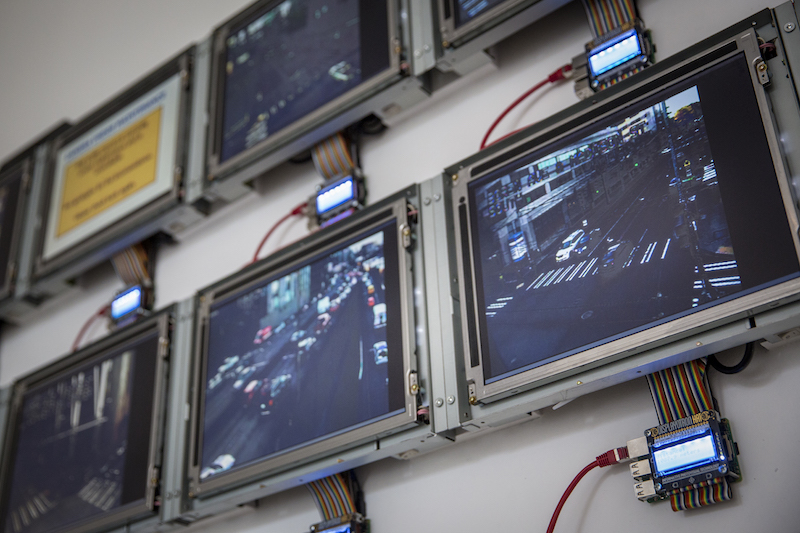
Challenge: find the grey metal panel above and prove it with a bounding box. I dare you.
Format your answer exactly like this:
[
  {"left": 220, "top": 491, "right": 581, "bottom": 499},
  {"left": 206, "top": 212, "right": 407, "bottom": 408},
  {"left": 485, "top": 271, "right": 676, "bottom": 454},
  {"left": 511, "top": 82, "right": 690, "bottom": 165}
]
[
  {"left": 436, "top": 0, "right": 572, "bottom": 76},
  {"left": 0, "top": 388, "right": 9, "bottom": 467},
  {"left": 771, "top": 3, "right": 800, "bottom": 204},
  {"left": 160, "top": 298, "right": 196, "bottom": 522},
  {"left": 408, "top": 0, "right": 438, "bottom": 77},
  {"left": 185, "top": 37, "right": 212, "bottom": 207},
  {"left": 420, "top": 175, "right": 471, "bottom": 431}
]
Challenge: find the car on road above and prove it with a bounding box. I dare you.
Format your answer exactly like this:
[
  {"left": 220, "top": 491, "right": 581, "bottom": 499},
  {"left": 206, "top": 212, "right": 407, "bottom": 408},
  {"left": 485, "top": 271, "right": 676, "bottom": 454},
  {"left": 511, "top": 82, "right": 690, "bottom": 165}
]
[
  {"left": 314, "top": 313, "right": 332, "bottom": 334},
  {"left": 298, "top": 336, "right": 317, "bottom": 350},
  {"left": 290, "top": 329, "right": 306, "bottom": 342},
  {"left": 373, "top": 341, "right": 388, "bottom": 364},
  {"left": 556, "top": 229, "right": 585, "bottom": 262},
  {"left": 373, "top": 303, "right": 386, "bottom": 328},
  {"left": 253, "top": 325, "right": 272, "bottom": 344},
  {"left": 367, "top": 296, "right": 375, "bottom": 307},
  {"left": 200, "top": 454, "right": 235, "bottom": 480},
  {"left": 574, "top": 229, "right": 601, "bottom": 256}
]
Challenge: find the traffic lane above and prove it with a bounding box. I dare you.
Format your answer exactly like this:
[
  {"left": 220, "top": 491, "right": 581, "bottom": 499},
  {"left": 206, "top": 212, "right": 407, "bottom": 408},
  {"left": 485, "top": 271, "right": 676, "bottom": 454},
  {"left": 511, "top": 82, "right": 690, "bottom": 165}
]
[{"left": 486, "top": 240, "right": 699, "bottom": 374}]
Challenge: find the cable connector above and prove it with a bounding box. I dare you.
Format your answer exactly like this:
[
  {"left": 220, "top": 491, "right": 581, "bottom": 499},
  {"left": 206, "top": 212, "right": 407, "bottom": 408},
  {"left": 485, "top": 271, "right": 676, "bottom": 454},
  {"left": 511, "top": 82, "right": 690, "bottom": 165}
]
[
  {"left": 549, "top": 64, "right": 573, "bottom": 82},
  {"left": 596, "top": 446, "right": 630, "bottom": 467}
]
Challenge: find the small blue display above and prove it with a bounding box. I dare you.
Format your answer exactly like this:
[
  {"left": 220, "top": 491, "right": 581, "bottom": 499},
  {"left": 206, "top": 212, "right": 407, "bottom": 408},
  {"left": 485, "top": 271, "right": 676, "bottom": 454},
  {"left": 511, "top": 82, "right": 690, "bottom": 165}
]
[
  {"left": 316, "top": 176, "right": 356, "bottom": 216},
  {"left": 588, "top": 29, "right": 643, "bottom": 77},
  {"left": 111, "top": 285, "right": 143, "bottom": 320},
  {"left": 653, "top": 434, "right": 719, "bottom": 477}
]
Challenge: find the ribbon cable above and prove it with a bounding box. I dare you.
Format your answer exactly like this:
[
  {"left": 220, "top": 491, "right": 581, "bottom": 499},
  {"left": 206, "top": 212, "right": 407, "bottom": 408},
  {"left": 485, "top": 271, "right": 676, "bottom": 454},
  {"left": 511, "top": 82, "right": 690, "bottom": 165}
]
[
  {"left": 311, "top": 132, "right": 356, "bottom": 181},
  {"left": 306, "top": 472, "right": 358, "bottom": 521},
  {"left": 581, "top": 0, "right": 637, "bottom": 39},
  {"left": 111, "top": 243, "right": 151, "bottom": 287},
  {"left": 646, "top": 359, "right": 733, "bottom": 512}
]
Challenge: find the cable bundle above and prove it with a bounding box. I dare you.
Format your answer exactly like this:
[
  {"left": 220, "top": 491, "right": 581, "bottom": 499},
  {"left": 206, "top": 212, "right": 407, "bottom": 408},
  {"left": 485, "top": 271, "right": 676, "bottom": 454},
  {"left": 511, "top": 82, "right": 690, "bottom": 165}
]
[
  {"left": 646, "top": 359, "right": 713, "bottom": 425},
  {"left": 670, "top": 478, "right": 732, "bottom": 511},
  {"left": 111, "top": 243, "right": 151, "bottom": 287},
  {"left": 312, "top": 132, "right": 355, "bottom": 181},
  {"left": 581, "top": 0, "right": 637, "bottom": 39},
  {"left": 306, "top": 472, "right": 358, "bottom": 521}
]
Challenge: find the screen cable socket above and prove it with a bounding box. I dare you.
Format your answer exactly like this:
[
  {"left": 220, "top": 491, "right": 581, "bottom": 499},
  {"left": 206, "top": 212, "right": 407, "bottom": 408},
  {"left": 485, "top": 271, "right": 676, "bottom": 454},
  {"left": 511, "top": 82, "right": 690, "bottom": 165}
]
[
  {"left": 310, "top": 513, "right": 368, "bottom": 533},
  {"left": 629, "top": 410, "right": 741, "bottom": 503},
  {"left": 573, "top": 19, "right": 655, "bottom": 99}
]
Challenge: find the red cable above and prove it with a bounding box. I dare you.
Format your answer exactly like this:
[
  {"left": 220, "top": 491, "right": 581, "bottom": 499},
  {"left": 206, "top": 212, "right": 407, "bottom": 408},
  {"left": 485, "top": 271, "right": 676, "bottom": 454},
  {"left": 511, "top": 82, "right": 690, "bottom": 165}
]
[
  {"left": 251, "top": 202, "right": 308, "bottom": 264},
  {"left": 72, "top": 304, "right": 110, "bottom": 352},
  {"left": 479, "top": 64, "right": 573, "bottom": 150},
  {"left": 546, "top": 447, "right": 629, "bottom": 533}
]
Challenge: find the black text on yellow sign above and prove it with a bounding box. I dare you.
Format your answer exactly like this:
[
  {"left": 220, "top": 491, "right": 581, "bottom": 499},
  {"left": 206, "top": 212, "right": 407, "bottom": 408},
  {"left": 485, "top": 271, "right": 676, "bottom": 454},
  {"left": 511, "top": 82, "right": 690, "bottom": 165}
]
[{"left": 58, "top": 108, "right": 162, "bottom": 236}]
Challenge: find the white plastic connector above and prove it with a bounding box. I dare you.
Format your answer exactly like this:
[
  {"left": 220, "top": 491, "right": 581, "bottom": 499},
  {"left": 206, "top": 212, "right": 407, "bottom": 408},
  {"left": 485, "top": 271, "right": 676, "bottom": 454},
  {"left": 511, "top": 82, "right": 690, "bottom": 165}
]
[
  {"left": 629, "top": 460, "right": 652, "bottom": 479},
  {"left": 627, "top": 436, "right": 649, "bottom": 459},
  {"left": 634, "top": 479, "right": 656, "bottom": 501}
]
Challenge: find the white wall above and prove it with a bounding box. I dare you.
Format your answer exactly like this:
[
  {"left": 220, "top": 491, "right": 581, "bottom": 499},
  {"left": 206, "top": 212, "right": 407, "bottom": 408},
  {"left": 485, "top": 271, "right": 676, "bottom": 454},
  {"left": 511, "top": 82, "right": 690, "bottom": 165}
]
[{"left": 1, "top": 0, "right": 799, "bottom": 531}]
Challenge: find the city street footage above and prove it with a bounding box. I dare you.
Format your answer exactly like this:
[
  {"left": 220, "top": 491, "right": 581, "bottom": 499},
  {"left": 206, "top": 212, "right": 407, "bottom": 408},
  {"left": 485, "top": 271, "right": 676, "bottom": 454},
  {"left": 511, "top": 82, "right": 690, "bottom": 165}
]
[
  {"left": 200, "top": 224, "right": 401, "bottom": 480},
  {"left": 470, "top": 85, "right": 744, "bottom": 383},
  {"left": 4, "top": 336, "right": 159, "bottom": 533}
]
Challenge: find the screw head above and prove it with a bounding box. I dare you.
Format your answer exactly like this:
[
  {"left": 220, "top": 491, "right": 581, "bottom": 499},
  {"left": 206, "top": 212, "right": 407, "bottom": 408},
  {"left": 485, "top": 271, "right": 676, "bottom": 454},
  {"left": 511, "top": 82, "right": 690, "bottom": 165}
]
[
  {"left": 424, "top": 197, "right": 432, "bottom": 205},
  {"left": 410, "top": 383, "right": 420, "bottom": 393},
  {"left": 758, "top": 63, "right": 767, "bottom": 71},
  {"left": 785, "top": 22, "right": 796, "bottom": 32},
  {"left": 469, "top": 395, "right": 478, "bottom": 405},
  {"left": 645, "top": 429, "right": 652, "bottom": 437},
  {"left": 433, "top": 193, "right": 441, "bottom": 201},
  {"left": 719, "top": 465, "right": 728, "bottom": 474},
  {"left": 435, "top": 398, "right": 444, "bottom": 407},
  {"left": 447, "top": 396, "right": 456, "bottom": 404},
  {"left": 451, "top": 174, "right": 458, "bottom": 182},
  {"left": 655, "top": 482, "right": 662, "bottom": 490}
]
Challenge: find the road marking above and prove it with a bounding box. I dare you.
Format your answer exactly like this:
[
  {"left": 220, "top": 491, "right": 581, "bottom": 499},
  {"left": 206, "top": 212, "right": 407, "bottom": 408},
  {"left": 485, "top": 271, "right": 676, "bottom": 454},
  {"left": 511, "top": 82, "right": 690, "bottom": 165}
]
[
  {"left": 528, "top": 272, "right": 545, "bottom": 290},
  {"left": 534, "top": 269, "right": 556, "bottom": 289},
  {"left": 710, "top": 275, "right": 741, "bottom": 287},
  {"left": 358, "top": 339, "right": 363, "bottom": 380},
  {"left": 661, "top": 238, "right": 671, "bottom": 260},
  {"left": 543, "top": 268, "right": 564, "bottom": 287},
  {"left": 554, "top": 264, "right": 574, "bottom": 284},
  {"left": 640, "top": 242, "right": 654, "bottom": 264},
  {"left": 580, "top": 258, "right": 597, "bottom": 278},
  {"left": 703, "top": 260, "right": 737, "bottom": 272},
  {"left": 644, "top": 241, "right": 657, "bottom": 263},
  {"left": 567, "top": 261, "right": 586, "bottom": 281}
]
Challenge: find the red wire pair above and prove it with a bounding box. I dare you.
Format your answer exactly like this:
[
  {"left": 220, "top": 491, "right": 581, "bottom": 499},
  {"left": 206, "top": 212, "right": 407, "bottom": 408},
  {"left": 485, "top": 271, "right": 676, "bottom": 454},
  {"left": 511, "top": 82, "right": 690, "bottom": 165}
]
[
  {"left": 546, "top": 447, "right": 630, "bottom": 533},
  {"left": 251, "top": 201, "right": 308, "bottom": 264},
  {"left": 72, "top": 304, "right": 111, "bottom": 352},
  {"left": 480, "top": 64, "right": 573, "bottom": 150}
]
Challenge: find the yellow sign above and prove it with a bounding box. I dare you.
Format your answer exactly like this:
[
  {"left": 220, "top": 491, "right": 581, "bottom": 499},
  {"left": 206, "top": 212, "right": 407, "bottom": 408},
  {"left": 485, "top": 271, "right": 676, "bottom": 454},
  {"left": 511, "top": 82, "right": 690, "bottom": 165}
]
[{"left": 57, "top": 108, "right": 162, "bottom": 236}]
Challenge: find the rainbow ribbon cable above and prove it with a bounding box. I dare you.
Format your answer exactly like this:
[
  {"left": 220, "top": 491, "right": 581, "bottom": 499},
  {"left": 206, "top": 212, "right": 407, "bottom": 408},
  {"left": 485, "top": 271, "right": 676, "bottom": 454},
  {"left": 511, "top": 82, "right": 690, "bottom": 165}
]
[
  {"left": 312, "top": 132, "right": 355, "bottom": 181},
  {"left": 581, "top": 0, "right": 637, "bottom": 39},
  {"left": 306, "top": 472, "right": 358, "bottom": 521}
]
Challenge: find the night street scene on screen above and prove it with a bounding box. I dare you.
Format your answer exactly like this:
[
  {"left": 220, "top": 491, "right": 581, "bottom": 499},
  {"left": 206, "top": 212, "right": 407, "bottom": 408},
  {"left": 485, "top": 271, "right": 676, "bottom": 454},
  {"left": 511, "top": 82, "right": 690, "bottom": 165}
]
[
  {"left": 3, "top": 335, "right": 158, "bottom": 533},
  {"left": 201, "top": 223, "right": 403, "bottom": 480},
  {"left": 471, "top": 85, "right": 747, "bottom": 383},
  {"left": 221, "top": 0, "right": 370, "bottom": 162}
]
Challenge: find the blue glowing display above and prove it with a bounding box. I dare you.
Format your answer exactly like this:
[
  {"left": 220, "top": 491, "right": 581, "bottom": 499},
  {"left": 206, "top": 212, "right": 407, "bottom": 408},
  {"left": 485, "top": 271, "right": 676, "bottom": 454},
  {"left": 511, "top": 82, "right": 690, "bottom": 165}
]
[
  {"left": 653, "top": 434, "right": 719, "bottom": 476},
  {"left": 111, "top": 286, "right": 143, "bottom": 320},
  {"left": 316, "top": 176, "right": 356, "bottom": 215},
  {"left": 588, "top": 29, "right": 643, "bottom": 77}
]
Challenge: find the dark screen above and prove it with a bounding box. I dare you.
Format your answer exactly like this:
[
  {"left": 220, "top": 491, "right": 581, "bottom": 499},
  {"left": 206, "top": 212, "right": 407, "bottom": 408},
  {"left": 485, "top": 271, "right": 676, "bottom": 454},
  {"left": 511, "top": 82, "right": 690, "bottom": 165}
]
[
  {"left": 454, "top": 0, "right": 510, "bottom": 28},
  {"left": 2, "top": 332, "right": 160, "bottom": 533},
  {"left": 0, "top": 168, "right": 23, "bottom": 290},
  {"left": 219, "top": 0, "right": 390, "bottom": 163},
  {"left": 200, "top": 220, "right": 405, "bottom": 481},
  {"left": 468, "top": 54, "right": 800, "bottom": 384}
]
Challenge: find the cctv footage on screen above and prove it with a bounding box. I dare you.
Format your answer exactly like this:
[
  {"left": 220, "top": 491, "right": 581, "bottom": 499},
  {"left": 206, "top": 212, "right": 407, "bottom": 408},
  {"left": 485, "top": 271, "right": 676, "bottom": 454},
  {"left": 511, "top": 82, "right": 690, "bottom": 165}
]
[
  {"left": 3, "top": 335, "right": 159, "bottom": 533},
  {"left": 200, "top": 222, "right": 405, "bottom": 480},
  {"left": 220, "top": 0, "right": 386, "bottom": 162},
  {"left": 469, "top": 55, "right": 800, "bottom": 383}
]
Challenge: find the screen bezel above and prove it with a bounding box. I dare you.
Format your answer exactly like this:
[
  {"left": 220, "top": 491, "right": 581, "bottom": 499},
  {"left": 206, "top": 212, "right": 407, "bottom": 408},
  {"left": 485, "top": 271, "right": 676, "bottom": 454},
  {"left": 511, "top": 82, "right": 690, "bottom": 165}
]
[
  {"left": 452, "top": 30, "right": 800, "bottom": 403},
  {"left": 437, "top": 0, "right": 540, "bottom": 49},
  {"left": 0, "top": 311, "right": 171, "bottom": 533},
  {"left": 188, "top": 196, "right": 418, "bottom": 497},
  {"left": 0, "top": 159, "right": 31, "bottom": 303},
  {"left": 206, "top": 0, "right": 401, "bottom": 183},
  {"left": 33, "top": 49, "right": 191, "bottom": 281}
]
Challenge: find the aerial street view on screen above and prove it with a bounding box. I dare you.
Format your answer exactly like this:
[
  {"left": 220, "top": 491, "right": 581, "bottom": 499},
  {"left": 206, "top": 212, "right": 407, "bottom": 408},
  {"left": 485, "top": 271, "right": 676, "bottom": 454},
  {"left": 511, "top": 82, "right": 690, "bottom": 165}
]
[
  {"left": 201, "top": 227, "right": 398, "bottom": 480},
  {"left": 455, "top": 0, "right": 508, "bottom": 27},
  {"left": 221, "top": 0, "right": 364, "bottom": 162},
  {"left": 472, "top": 86, "right": 743, "bottom": 382},
  {"left": 3, "top": 336, "right": 158, "bottom": 533}
]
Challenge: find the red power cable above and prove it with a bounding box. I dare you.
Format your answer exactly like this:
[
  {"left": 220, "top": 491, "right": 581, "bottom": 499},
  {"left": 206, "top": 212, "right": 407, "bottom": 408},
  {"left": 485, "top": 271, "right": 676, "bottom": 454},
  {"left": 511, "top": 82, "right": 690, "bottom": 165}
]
[
  {"left": 72, "top": 304, "right": 111, "bottom": 352},
  {"left": 546, "top": 447, "right": 629, "bottom": 533},
  {"left": 251, "top": 202, "right": 308, "bottom": 264},
  {"left": 480, "top": 64, "right": 573, "bottom": 150}
]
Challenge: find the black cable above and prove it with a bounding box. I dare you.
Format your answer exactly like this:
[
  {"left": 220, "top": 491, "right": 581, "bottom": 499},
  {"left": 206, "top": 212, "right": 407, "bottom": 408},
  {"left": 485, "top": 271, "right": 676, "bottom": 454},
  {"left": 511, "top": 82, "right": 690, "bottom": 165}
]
[{"left": 708, "top": 342, "right": 754, "bottom": 375}]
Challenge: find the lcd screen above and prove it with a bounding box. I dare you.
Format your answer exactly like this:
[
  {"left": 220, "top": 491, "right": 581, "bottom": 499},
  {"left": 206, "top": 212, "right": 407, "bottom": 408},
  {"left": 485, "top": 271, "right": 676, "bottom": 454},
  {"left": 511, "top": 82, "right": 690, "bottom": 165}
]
[
  {"left": 588, "top": 29, "right": 642, "bottom": 77},
  {"left": 42, "top": 73, "right": 182, "bottom": 262},
  {"left": 218, "top": 0, "right": 391, "bottom": 163},
  {"left": 468, "top": 53, "right": 800, "bottom": 385},
  {"left": 0, "top": 168, "right": 23, "bottom": 291},
  {"left": 453, "top": 0, "right": 509, "bottom": 29},
  {"left": 199, "top": 220, "right": 405, "bottom": 481},
  {"left": 653, "top": 434, "right": 718, "bottom": 476},
  {"left": 2, "top": 332, "right": 159, "bottom": 533}
]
